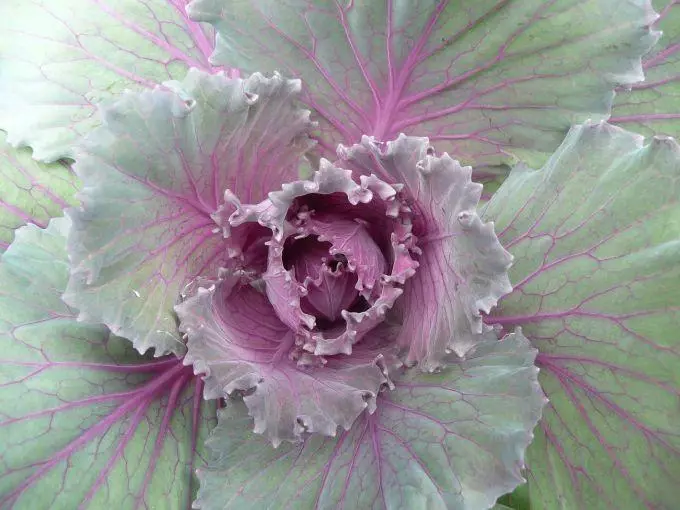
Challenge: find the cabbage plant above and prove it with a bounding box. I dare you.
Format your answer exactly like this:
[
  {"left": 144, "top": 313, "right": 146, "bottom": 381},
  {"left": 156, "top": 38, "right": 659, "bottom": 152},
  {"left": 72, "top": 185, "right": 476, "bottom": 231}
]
[{"left": 0, "top": 2, "right": 678, "bottom": 510}]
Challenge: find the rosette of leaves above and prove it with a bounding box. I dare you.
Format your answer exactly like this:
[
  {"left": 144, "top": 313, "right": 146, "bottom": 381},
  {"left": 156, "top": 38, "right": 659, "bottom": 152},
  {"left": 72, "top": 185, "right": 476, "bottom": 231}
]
[
  {"left": 1, "top": 2, "right": 678, "bottom": 510},
  {"left": 62, "top": 68, "right": 545, "bottom": 507}
]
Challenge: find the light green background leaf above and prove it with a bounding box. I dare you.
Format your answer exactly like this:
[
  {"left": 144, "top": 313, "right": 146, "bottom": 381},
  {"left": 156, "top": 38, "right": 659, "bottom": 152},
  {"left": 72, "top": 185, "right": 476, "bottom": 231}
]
[
  {"left": 0, "top": 218, "right": 216, "bottom": 509},
  {"left": 484, "top": 122, "right": 680, "bottom": 509},
  {"left": 0, "top": 0, "right": 219, "bottom": 162},
  {"left": 192, "top": 0, "right": 658, "bottom": 168},
  {"left": 612, "top": 0, "right": 680, "bottom": 138},
  {"left": 0, "top": 132, "right": 78, "bottom": 252}
]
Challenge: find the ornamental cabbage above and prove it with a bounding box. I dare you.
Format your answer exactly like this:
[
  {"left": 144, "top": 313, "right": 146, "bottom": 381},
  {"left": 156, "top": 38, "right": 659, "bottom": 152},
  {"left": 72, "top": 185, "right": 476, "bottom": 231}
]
[{"left": 0, "top": 2, "right": 678, "bottom": 510}]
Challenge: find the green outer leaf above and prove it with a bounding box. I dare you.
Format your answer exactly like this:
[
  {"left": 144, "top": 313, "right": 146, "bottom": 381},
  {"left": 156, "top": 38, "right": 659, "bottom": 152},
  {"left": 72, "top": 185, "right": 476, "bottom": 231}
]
[
  {"left": 496, "top": 484, "right": 531, "bottom": 510},
  {"left": 483, "top": 122, "right": 680, "bottom": 509},
  {"left": 0, "top": 0, "right": 219, "bottom": 162},
  {"left": 193, "top": 332, "right": 545, "bottom": 510},
  {"left": 63, "top": 69, "right": 314, "bottom": 356},
  {"left": 190, "top": 0, "right": 658, "bottom": 168},
  {"left": 611, "top": 0, "right": 680, "bottom": 137},
  {"left": 0, "top": 217, "right": 215, "bottom": 509},
  {"left": 0, "top": 132, "right": 79, "bottom": 252}
]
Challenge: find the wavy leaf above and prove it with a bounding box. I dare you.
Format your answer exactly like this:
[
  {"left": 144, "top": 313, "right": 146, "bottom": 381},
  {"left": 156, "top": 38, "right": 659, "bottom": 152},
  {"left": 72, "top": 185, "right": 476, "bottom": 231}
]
[
  {"left": 339, "top": 134, "right": 512, "bottom": 369},
  {"left": 191, "top": 0, "right": 658, "bottom": 168},
  {"left": 193, "top": 332, "right": 544, "bottom": 510},
  {"left": 0, "top": 217, "right": 215, "bottom": 509},
  {"left": 611, "top": 0, "right": 680, "bottom": 137},
  {"left": 177, "top": 269, "right": 396, "bottom": 447},
  {"left": 0, "top": 0, "right": 221, "bottom": 161},
  {"left": 0, "top": 132, "right": 78, "bottom": 252},
  {"left": 483, "top": 122, "right": 680, "bottom": 509},
  {"left": 64, "top": 69, "right": 314, "bottom": 356}
]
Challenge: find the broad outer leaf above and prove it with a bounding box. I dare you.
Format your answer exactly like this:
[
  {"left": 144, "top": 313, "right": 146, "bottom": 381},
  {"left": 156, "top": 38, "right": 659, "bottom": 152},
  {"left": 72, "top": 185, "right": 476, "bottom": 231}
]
[
  {"left": 611, "top": 0, "right": 680, "bottom": 137},
  {"left": 193, "top": 332, "right": 545, "bottom": 510},
  {"left": 64, "top": 69, "right": 314, "bottom": 356},
  {"left": 0, "top": 217, "right": 215, "bottom": 509},
  {"left": 0, "top": 132, "right": 78, "bottom": 252},
  {"left": 483, "top": 122, "right": 680, "bottom": 509},
  {"left": 190, "top": 0, "right": 659, "bottom": 168},
  {"left": 0, "top": 0, "right": 221, "bottom": 162}
]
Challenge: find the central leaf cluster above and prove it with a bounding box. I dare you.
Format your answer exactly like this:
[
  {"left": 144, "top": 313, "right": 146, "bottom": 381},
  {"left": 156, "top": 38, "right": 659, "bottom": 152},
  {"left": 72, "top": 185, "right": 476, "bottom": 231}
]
[{"left": 220, "top": 164, "right": 419, "bottom": 361}]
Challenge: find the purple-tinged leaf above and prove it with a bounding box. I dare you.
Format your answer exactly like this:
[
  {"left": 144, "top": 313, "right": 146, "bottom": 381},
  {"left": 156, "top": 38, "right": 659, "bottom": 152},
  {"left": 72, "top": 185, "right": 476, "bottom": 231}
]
[
  {"left": 611, "top": 0, "right": 680, "bottom": 137},
  {"left": 176, "top": 268, "right": 397, "bottom": 447},
  {"left": 0, "top": 132, "right": 78, "bottom": 253},
  {"left": 0, "top": 217, "right": 215, "bottom": 509},
  {"left": 64, "top": 69, "right": 314, "bottom": 356},
  {"left": 216, "top": 160, "right": 418, "bottom": 359},
  {"left": 193, "top": 331, "right": 545, "bottom": 510},
  {"left": 339, "top": 135, "right": 512, "bottom": 370},
  {"left": 0, "top": 0, "right": 222, "bottom": 162},
  {"left": 190, "top": 0, "right": 659, "bottom": 168},
  {"left": 483, "top": 122, "right": 680, "bottom": 509}
]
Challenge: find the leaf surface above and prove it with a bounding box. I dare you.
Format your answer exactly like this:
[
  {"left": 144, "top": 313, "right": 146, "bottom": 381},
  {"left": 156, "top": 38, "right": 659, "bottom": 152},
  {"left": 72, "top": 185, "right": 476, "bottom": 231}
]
[
  {"left": 611, "top": 0, "right": 680, "bottom": 137},
  {"left": 0, "top": 132, "right": 78, "bottom": 252},
  {"left": 191, "top": 0, "right": 658, "bottom": 167},
  {"left": 0, "top": 218, "right": 215, "bottom": 509},
  {"left": 483, "top": 122, "right": 680, "bottom": 510},
  {"left": 194, "top": 332, "right": 545, "bottom": 510},
  {"left": 0, "top": 0, "right": 220, "bottom": 161},
  {"left": 64, "top": 69, "right": 314, "bottom": 356},
  {"left": 339, "top": 134, "right": 512, "bottom": 369}
]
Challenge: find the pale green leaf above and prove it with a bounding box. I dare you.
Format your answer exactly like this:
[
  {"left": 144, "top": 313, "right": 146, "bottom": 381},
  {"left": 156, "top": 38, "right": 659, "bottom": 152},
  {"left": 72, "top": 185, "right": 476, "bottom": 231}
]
[
  {"left": 0, "top": 131, "right": 78, "bottom": 252},
  {"left": 0, "top": 217, "right": 216, "bottom": 509},
  {"left": 190, "top": 0, "right": 658, "bottom": 168},
  {"left": 483, "top": 122, "right": 680, "bottom": 510},
  {"left": 612, "top": 0, "right": 680, "bottom": 137},
  {"left": 64, "top": 69, "right": 314, "bottom": 356},
  {"left": 0, "top": 0, "right": 220, "bottom": 162}
]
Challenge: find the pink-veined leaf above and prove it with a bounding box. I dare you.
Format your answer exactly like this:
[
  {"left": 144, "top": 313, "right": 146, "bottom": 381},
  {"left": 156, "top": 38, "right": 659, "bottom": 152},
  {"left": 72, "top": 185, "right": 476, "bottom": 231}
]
[
  {"left": 190, "top": 0, "right": 659, "bottom": 168},
  {"left": 176, "top": 269, "right": 397, "bottom": 447},
  {"left": 0, "top": 131, "right": 78, "bottom": 253},
  {"left": 338, "top": 134, "right": 513, "bottom": 370},
  {"left": 64, "top": 69, "right": 314, "bottom": 356},
  {"left": 0, "top": 217, "right": 216, "bottom": 509},
  {"left": 611, "top": 0, "right": 680, "bottom": 137},
  {"left": 483, "top": 122, "right": 680, "bottom": 509},
  {"left": 193, "top": 331, "right": 545, "bottom": 510},
  {"left": 0, "top": 0, "right": 225, "bottom": 162}
]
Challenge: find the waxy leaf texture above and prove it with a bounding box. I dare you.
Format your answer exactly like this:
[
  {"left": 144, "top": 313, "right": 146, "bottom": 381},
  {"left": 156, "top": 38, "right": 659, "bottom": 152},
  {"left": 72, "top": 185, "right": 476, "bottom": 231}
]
[
  {"left": 337, "top": 134, "right": 512, "bottom": 369},
  {"left": 192, "top": 0, "right": 659, "bottom": 168},
  {"left": 0, "top": 218, "right": 216, "bottom": 509},
  {"left": 484, "top": 122, "right": 680, "bottom": 509},
  {"left": 0, "top": 0, "right": 220, "bottom": 162},
  {"left": 64, "top": 70, "right": 314, "bottom": 356},
  {"left": 612, "top": 0, "right": 680, "bottom": 138},
  {"left": 195, "top": 333, "right": 544, "bottom": 510},
  {"left": 0, "top": 133, "right": 78, "bottom": 253}
]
